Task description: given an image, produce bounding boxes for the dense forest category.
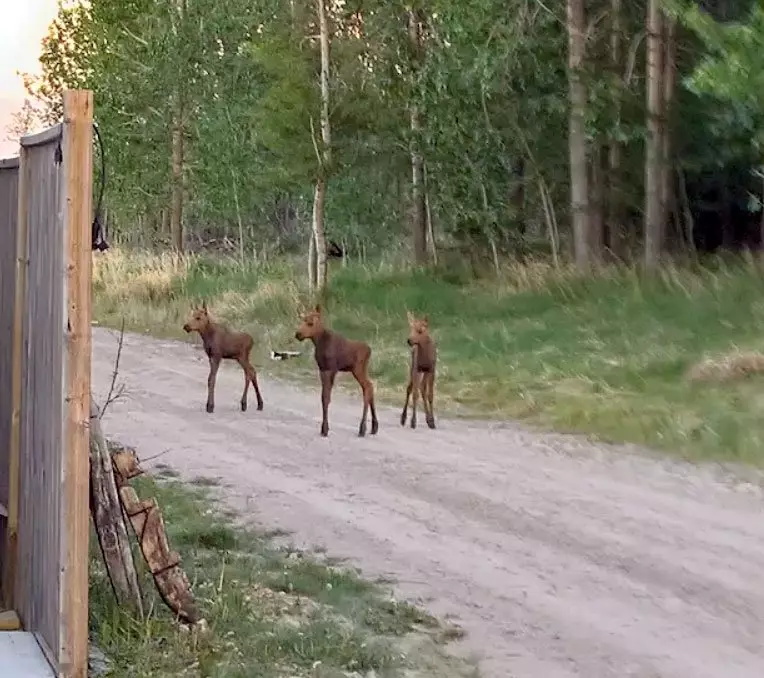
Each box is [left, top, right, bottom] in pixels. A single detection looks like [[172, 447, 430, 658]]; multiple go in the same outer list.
[[8, 0, 764, 289]]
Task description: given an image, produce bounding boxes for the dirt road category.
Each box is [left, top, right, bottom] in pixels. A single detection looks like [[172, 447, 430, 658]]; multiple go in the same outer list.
[[92, 327, 764, 678]]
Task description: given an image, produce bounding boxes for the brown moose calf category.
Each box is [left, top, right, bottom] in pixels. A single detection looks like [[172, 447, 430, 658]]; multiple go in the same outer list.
[[400, 311, 436, 430], [182, 302, 264, 414], [294, 304, 379, 438]]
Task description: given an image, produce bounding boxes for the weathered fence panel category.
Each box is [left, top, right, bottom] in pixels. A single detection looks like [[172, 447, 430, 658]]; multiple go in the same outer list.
[[0, 157, 19, 576], [18, 129, 67, 666], [0, 90, 93, 678]]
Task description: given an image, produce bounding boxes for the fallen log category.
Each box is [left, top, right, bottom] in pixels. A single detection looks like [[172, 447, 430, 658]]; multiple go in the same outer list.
[[89, 398, 143, 616], [112, 447, 202, 625]]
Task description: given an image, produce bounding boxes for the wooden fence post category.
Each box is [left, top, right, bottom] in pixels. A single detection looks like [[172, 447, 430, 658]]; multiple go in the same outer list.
[[61, 89, 94, 678], [3, 146, 30, 611]]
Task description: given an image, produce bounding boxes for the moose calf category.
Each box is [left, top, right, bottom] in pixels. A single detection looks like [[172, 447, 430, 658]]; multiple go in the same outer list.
[[400, 311, 437, 430], [295, 304, 379, 438], [182, 302, 264, 414]]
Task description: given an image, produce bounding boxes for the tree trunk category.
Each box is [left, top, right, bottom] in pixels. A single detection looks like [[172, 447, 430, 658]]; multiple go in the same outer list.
[[308, 232, 317, 291], [608, 0, 624, 257], [644, 0, 665, 269], [566, 0, 591, 268], [660, 17, 677, 250], [760, 169, 764, 256], [311, 180, 327, 295], [170, 101, 184, 253], [408, 9, 427, 266], [89, 399, 143, 616], [589, 145, 606, 259], [230, 168, 244, 263], [410, 105, 427, 265], [311, 0, 331, 296], [169, 0, 186, 254], [510, 158, 525, 236]]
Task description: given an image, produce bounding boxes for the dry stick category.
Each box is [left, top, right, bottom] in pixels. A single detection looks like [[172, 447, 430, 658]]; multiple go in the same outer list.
[[423, 162, 438, 265], [677, 167, 696, 257], [539, 179, 560, 267], [100, 317, 127, 419], [136, 448, 171, 465], [479, 180, 501, 277]]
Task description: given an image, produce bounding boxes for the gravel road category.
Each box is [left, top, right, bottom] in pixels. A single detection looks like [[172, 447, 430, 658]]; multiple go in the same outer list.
[[91, 326, 764, 678]]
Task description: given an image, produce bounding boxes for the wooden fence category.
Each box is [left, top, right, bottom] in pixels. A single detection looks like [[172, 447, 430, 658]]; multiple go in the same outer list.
[[0, 90, 93, 678]]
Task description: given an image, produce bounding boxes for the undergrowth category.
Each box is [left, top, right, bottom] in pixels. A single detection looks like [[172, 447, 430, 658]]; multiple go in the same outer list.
[[92, 247, 764, 465]]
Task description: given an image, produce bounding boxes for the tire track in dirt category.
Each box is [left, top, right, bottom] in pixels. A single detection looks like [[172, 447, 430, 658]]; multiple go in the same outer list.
[[91, 327, 764, 678]]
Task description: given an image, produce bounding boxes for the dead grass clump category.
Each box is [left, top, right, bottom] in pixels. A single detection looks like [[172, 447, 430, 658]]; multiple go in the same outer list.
[[686, 351, 764, 383], [93, 248, 190, 302], [247, 583, 320, 628]]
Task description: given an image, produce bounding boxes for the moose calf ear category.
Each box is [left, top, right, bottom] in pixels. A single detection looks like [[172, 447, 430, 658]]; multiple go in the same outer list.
[[314, 303, 322, 314], [406, 310, 415, 324]]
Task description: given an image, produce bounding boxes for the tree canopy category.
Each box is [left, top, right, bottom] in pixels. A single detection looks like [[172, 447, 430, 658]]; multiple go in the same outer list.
[[16, 0, 764, 265]]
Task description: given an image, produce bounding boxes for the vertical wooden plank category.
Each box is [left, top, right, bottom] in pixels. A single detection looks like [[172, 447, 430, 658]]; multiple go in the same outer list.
[[0, 157, 19, 603], [60, 90, 92, 678], [3, 147, 29, 612]]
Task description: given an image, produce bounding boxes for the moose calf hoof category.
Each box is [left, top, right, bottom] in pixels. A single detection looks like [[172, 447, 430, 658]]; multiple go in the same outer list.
[[257, 401, 264, 411], [427, 418, 436, 430], [400, 413, 407, 426], [206, 403, 214, 414], [241, 401, 248, 412], [320, 423, 329, 437], [371, 420, 379, 435], [358, 425, 367, 438], [410, 419, 417, 430]]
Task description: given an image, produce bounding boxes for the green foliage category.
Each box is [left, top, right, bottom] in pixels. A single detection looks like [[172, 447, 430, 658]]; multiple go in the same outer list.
[[682, 2, 764, 157], [23, 0, 95, 123], [22, 0, 764, 258]]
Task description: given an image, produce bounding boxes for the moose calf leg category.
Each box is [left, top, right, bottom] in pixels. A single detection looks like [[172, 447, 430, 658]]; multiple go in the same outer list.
[[239, 359, 264, 412], [250, 367, 264, 411], [400, 380, 412, 426], [206, 358, 221, 413], [410, 372, 422, 429], [370, 383, 379, 435], [320, 371, 335, 437], [358, 389, 369, 437], [424, 373, 436, 429], [359, 379, 377, 437], [239, 361, 250, 411]]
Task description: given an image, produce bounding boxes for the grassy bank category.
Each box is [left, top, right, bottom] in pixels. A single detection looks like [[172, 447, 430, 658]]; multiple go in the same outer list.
[[89, 471, 472, 677], [93, 247, 764, 465]]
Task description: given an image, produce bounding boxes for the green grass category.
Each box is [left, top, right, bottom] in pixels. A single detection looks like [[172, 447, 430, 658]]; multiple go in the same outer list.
[[89, 472, 471, 677], [93, 247, 764, 465]]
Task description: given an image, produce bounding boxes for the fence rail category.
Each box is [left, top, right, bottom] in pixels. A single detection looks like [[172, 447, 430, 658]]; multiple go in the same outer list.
[[20, 122, 63, 149], [0, 90, 93, 678]]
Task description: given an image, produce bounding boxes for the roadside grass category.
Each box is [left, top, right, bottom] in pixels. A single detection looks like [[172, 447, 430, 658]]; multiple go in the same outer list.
[[93, 247, 764, 465], [89, 472, 471, 677]]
